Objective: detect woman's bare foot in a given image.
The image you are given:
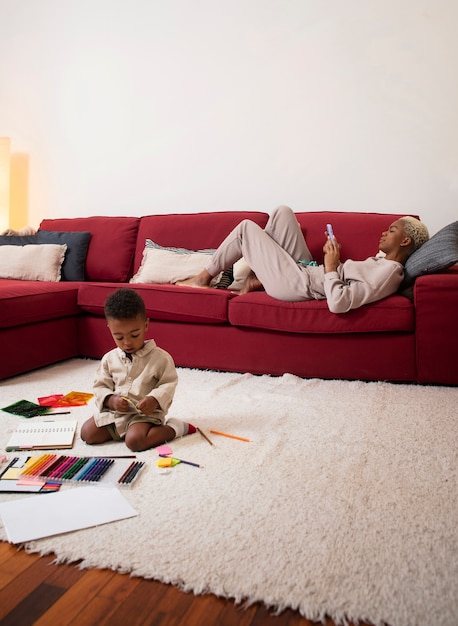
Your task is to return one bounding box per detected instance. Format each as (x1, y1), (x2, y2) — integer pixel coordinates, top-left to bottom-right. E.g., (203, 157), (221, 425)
(176, 270), (214, 288)
(239, 270), (264, 295)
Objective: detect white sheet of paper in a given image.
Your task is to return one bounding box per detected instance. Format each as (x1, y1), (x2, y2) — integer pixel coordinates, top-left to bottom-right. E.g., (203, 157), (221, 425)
(0, 486), (138, 543)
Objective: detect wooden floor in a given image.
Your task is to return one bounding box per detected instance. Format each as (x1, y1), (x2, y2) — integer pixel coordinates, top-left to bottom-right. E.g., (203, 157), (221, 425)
(0, 542), (379, 626)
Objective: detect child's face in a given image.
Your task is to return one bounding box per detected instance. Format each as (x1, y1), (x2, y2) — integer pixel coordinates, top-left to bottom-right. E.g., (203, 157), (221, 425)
(107, 314), (149, 355)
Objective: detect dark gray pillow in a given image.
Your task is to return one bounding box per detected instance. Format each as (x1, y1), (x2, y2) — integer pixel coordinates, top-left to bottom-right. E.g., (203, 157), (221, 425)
(401, 221), (458, 289)
(0, 234), (37, 246)
(37, 231), (91, 280)
(0, 231), (91, 281)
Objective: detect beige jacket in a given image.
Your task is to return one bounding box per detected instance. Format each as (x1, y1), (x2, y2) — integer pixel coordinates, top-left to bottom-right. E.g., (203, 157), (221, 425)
(321, 257), (404, 313)
(93, 339), (178, 436)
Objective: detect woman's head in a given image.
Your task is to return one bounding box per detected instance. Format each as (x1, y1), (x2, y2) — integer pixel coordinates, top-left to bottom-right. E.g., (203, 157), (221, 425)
(399, 217), (430, 254)
(379, 217), (429, 263)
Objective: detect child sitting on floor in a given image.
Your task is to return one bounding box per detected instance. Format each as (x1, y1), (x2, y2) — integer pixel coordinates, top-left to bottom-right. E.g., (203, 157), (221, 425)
(81, 287), (195, 451)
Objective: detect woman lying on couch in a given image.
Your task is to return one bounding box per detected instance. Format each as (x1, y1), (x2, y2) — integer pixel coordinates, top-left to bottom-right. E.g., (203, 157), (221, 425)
(176, 205), (429, 313)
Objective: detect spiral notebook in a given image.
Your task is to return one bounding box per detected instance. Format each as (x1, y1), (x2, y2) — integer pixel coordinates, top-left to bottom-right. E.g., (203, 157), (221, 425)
(5, 420), (77, 451)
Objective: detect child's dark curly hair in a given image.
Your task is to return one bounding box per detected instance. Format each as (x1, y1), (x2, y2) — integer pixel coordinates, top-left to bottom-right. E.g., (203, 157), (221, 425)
(104, 288), (147, 321)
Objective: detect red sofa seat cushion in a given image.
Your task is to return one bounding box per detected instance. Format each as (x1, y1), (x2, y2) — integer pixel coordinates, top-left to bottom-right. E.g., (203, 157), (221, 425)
(39, 216), (140, 282)
(228, 292), (415, 334)
(134, 211), (269, 272)
(0, 280), (80, 329)
(294, 211), (419, 263)
(78, 283), (235, 324)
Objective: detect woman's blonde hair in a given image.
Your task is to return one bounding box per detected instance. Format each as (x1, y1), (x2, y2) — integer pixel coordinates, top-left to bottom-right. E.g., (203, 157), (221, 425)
(400, 217), (429, 253)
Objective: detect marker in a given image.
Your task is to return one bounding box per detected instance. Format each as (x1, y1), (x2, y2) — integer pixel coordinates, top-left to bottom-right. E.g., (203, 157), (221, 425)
(209, 430), (251, 442)
(158, 454), (201, 468)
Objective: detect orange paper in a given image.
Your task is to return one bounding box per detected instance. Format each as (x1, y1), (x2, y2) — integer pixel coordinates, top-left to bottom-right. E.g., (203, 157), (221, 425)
(55, 391), (94, 407)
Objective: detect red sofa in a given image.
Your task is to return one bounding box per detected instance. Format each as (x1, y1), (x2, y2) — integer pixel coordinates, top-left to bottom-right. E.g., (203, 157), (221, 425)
(1, 210), (457, 385)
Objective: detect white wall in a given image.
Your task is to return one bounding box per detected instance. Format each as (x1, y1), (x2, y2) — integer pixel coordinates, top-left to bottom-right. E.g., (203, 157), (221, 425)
(1, 0), (457, 234)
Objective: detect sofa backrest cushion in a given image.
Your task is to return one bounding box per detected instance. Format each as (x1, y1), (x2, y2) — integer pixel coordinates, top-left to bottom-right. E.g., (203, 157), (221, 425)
(134, 211), (269, 272)
(39, 216), (140, 282)
(295, 211), (419, 262)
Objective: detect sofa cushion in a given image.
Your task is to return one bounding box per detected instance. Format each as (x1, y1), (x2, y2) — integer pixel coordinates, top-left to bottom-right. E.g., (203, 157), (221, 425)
(0, 244), (67, 282)
(294, 211), (419, 263)
(130, 239), (217, 284)
(39, 216), (140, 282)
(78, 283), (235, 324)
(0, 280), (80, 329)
(228, 292), (415, 334)
(134, 211), (269, 272)
(401, 221), (458, 288)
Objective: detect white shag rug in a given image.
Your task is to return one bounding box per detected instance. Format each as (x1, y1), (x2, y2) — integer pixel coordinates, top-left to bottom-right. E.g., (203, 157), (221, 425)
(0, 359), (457, 626)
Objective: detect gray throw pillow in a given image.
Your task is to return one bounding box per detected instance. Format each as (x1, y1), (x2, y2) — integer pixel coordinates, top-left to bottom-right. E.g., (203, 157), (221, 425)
(401, 221), (458, 289)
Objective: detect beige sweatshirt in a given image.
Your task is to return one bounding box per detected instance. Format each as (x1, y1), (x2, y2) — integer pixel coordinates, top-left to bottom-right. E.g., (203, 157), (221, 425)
(306, 257), (404, 314)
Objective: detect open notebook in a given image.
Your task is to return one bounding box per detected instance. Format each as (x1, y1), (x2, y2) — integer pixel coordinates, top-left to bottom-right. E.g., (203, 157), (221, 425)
(5, 420), (77, 451)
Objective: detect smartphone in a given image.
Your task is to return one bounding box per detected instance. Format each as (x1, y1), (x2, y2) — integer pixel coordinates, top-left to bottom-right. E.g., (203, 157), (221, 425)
(326, 223), (335, 242)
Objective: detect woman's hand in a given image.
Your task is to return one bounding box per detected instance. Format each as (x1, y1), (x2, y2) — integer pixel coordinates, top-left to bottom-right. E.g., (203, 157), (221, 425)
(323, 235), (341, 273)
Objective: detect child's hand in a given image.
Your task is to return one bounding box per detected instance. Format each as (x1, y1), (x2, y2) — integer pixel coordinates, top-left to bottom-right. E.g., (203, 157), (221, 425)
(136, 396), (160, 416)
(112, 395), (130, 412)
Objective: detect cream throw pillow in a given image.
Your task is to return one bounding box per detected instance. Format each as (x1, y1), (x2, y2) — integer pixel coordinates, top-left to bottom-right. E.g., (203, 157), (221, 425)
(130, 240), (218, 284)
(0, 244), (67, 281)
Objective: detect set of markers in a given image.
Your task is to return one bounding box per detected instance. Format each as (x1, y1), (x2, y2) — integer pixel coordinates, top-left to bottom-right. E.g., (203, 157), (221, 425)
(20, 454), (145, 487)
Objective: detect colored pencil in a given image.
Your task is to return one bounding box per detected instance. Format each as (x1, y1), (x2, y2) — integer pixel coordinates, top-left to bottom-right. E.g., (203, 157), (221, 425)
(119, 461), (144, 484)
(158, 454), (201, 468)
(89, 455), (137, 459)
(197, 427), (214, 446)
(117, 461), (136, 484)
(123, 461), (144, 483)
(209, 429), (251, 442)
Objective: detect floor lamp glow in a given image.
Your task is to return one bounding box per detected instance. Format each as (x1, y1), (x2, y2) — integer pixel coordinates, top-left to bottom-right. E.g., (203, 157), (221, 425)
(0, 137), (11, 232)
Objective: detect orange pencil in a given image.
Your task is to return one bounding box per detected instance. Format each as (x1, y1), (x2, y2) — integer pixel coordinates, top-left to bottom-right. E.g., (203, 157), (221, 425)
(209, 429), (250, 442)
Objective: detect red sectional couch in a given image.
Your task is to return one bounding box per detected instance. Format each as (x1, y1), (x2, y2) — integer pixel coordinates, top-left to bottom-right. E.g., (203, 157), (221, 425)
(1, 210), (457, 385)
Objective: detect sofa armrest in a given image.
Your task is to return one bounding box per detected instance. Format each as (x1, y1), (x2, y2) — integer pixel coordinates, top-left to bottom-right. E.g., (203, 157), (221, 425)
(414, 266), (458, 385)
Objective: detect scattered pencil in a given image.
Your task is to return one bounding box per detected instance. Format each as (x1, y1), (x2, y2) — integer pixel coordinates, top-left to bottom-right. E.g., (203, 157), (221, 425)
(91, 455), (137, 459)
(158, 454), (201, 468)
(209, 429), (251, 442)
(197, 427), (214, 446)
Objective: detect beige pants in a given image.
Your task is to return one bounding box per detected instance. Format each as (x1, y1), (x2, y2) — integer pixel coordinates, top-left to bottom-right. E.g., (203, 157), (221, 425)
(106, 414), (188, 441)
(206, 205), (314, 301)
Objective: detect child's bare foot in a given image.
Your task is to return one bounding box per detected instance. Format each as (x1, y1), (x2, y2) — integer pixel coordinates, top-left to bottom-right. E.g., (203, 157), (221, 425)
(239, 270), (264, 295)
(175, 270), (213, 288)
